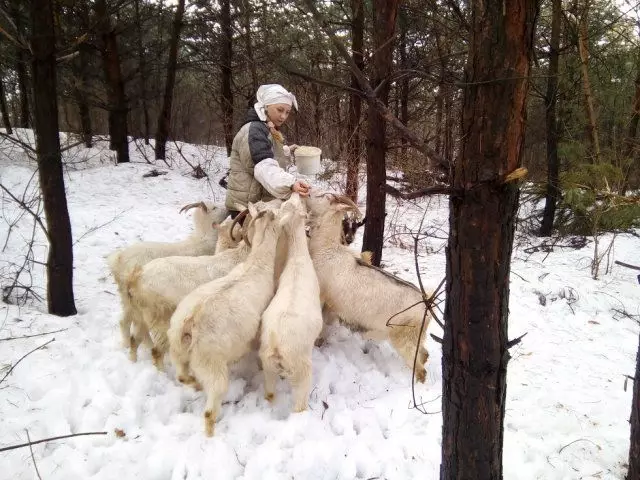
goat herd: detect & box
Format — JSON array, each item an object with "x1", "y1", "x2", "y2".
[{"x1": 108, "y1": 192, "x2": 432, "y2": 436}]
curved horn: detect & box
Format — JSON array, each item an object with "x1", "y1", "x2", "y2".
[
  {"x1": 229, "y1": 209, "x2": 249, "y2": 241},
  {"x1": 179, "y1": 201, "x2": 208, "y2": 214}
]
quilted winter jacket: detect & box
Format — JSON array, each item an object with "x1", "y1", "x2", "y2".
[{"x1": 225, "y1": 109, "x2": 290, "y2": 212}]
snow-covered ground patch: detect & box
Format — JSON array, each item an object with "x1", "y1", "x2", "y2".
[{"x1": 0, "y1": 132, "x2": 638, "y2": 479}]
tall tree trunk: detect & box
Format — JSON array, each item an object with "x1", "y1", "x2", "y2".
[
  {"x1": 629, "y1": 333, "x2": 640, "y2": 480},
  {"x1": 399, "y1": 7, "x2": 409, "y2": 157},
  {"x1": 155, "y1": 0, "x2": 186, "y2": 160},
  {"x1": 0, "y1": 64, "x2": 13, "y2": 134},
  {"x1": 95, "y1": 0, "x2": 129, "y2": 163},
  {"x1": 134, "y1": 0, "x2": 150, "y2": 144},
  {"x1": 220, "y1": 0, "x2": 234, "y2": 156},
  {"x1": 31, "y1": 0, "x2": 77, "y2": 316},
  {"x1": 74, "y1": 1, "x2": 92, "y2": 148},
  {"x1": 577, "y1": 1, "x2": 601, "y2": 163},
  {"x1": 76, "y1": 41, "x2": 93, "y2": 148},
  {"x1": 345, "y1": 0, "x2": 364, "y2": 202},
  {"x1": 441, "y1": 1, "x2": 536, "y2": 478},
  {"x1": 361, "y1": 0, "x2": 399, "y2": 266},
  {"x1": 241, "y1": 0, "x2": 257, "y2": 105},
  {"x1": 540, "y1": 0, "x2": 562, "y2": 236},
  {"x1": 12, "y1": 0, "x2": 30, "y2": 128}
]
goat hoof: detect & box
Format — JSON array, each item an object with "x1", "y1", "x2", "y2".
[
  {"x1": 293, "y1": 405, "x2": 307, "y2": 413},
  {"x1": 416, "y1": 370, "x2": 426, "y2": 384},
  {"x1": 265, "y1": 392, "x2": 275, "y2": 402},
  {"x1": 314, "y1": 337, "x2": 325, "y2": 348}
]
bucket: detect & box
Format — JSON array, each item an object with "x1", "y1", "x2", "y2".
[{"x1": 294, "y1": 146, "x2": 322, "y2": 175}]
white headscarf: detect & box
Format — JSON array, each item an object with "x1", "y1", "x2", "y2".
[{"x1": 253, "y1": 84, "x2": 298, "y2": 121}]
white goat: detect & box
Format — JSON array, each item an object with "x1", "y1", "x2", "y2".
[
  {"x1": 167, "y1": 202, "x2": 286, "y2": 436},
  {"x1": 126, "y1": 201, "x2": 279, "y2": 368},
  {"x1": 305, "y1": 194, "x2": 430, "y2": 383},
  {"x1": 259, "y1": 193, "x2": 322, "y2": 412},
  {"x1": 107, "y1": 201, "x2": 228, "y2": 359}
]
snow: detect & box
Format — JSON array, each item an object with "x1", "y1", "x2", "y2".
[{"x1": 0, "y1": 130, "x2": 638, "y2": 479}]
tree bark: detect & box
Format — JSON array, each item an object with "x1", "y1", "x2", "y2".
[
  {"x1": 441, "y1": 1, "x2": 536, "y2": 478},
  {"x1": 31, "y1": 0, "x2": 77, "y2": 316},
  {"x1": 629, "y1": 333, "x2": 640, "y2": 480},
  {"x1": 12, "y1": 0, "x2": 30, "y2": 128},
  {"x1": 539, "y1": 0, "x2": 562, "y2": 236},
  {"x1": 74, "y1": 1, "x2": 92, "y2": 148},
  {"x1": 220, "y1": 0, "x2": 234, "y2": 156},
  {"x1": 0, "y1": 65, "x2": 13, "y2": 134},
  {"x1": 345, "y1": 0, "x2": 364, "y2": 202},
  {"x1": 361, "y1": 0, "x2": 399, "y2": 266},
  {"x1": 154, "y1": 0, "x2": 186, "y2": 160},
  {"x1": 398, "y1": 8, "x2": 409, "y2": 156},
  {"x1": 134, "y1": 0, "x2": 150, "y2": 145},
  {"x1": 241, "y1": 0, "x2": 257, "y2": 105},
  {"x1": 577, "y1": 1, "x2": 601, "y2": 163},
  {"x1": 95, "y1": 0, "x2": 129, "y2": 163}
]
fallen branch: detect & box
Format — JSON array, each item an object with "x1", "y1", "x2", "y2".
[
  {"x1": 615, "y1": 260, "x2": 640, "y2": 271},
  {"x1": 0, "y1": 338, "x2": 55, "y2": 385},
  {"x1": 25, "y1": 430, "x2": 42, "y2": 480},
  {"x1": 0, "y1": 431, "x2": 107, "y2": 453},
  {"x1": 0, "y1": 328, "x2": 67, "y2": 342}
]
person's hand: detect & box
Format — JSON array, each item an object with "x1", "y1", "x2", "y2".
[{"x1": 292, "y1": 180, "x2": 310, "y2": 197}]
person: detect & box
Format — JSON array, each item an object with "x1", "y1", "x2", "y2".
[{"x1": 225, "y1": 84, "x2": 310, "y2": 218}]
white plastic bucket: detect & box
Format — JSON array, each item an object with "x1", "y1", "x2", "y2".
[{"x1": 294, "y1": 146, "x2": 322, "y2": 175}]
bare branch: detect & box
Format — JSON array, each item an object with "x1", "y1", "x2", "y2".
[
  {"x1": 0, "y1": 431, "x2": 108, "y2": 453},
  {"x1": 385, "y1": 183, "x2": 457, "y2": 200},
  {"x1": 25, "y1": 431, "x2": 42, "y2": 480},
  {"x1": 0, "y1": 338, "x2": 55, "y2": 385},
  {"x1": 299, "y1": 0, "x2": 450, "y2": 175},
  {"x1": 0, "y1": 328, "x2": 68, "y2": 342}
]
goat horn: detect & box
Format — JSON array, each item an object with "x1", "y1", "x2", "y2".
[
  {"x1": 179, "y1": 201, "x2": 208, "y2": 214},
  {"x1": 229, "y1": 209, "x2": 249, "y2": 241}
]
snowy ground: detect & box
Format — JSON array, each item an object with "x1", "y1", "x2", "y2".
[{"x1": 0, "y1": 130, "x2": 638, "y2": 479}]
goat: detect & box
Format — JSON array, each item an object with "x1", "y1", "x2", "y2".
[
  {"x1": 107, "y1": 201, "x2": 228, "y2": 360},
  {"x1": 167, "y1": 202, "x2": 286, "y2": 436},
  {"x1": 126, "y1": 200, "x2": 278, "y2": 368},
  {"x1": 305, "y1": 194, "x2": 430, "y2": 383},
  {"x1": 259, "y1": 193, "x2": 322, "y2": 412}
]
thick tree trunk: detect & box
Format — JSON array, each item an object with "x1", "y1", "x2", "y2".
[
  {"x1": 629, "y1": 333, "x2": 640, "y2": 480},
  {"x1": 12, "y1": 1, "x2": 30, "y2": 128},
  {"x1": 540, "y1": 0, "x2": 562, "y2": 236},
  {"x1": 0, "y1": 71, "x2": 13, "y2": 134},
  {"x1": 31, "y1": 0, "x2": 77, "y2": 316},
  {"x1": 134, "y1": 0, "x2": 150, "y2": 145},
  {"x1": 577, "y1": 2, "x2": 601, "y2": 163},
  {"x1": 441, "y1": 1, "x2": 536, "y2": 479},
  {"x1": 155, "y1": 0, "x2": 186, "y2": 160},
  {"x1": 220, "y1": 0, "x2": 234, "y2": 156},
  {"x1": 361, "y1": 0, "x2": 399, "y2": 266},
  {"x1": 345, "y1": 0, "x2": 364, "y2": 202},
  {"x1": 95, "y1": 0, "x2": 129, "y2": 163}
]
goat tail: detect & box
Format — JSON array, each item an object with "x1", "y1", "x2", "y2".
[
  {"x1": 180, "y1": 303, "x2": 203, "y2": 349},
  {"x1": 126, "y1": 265, "x2": 143, "y2": 302},
  {"x1": 265, "y1": 331, "x2": 285, "y2": 373}
]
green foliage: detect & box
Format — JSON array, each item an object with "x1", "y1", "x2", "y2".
[{"x1": 556, "y1": 157, "x2": 640, "y2": 235}]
